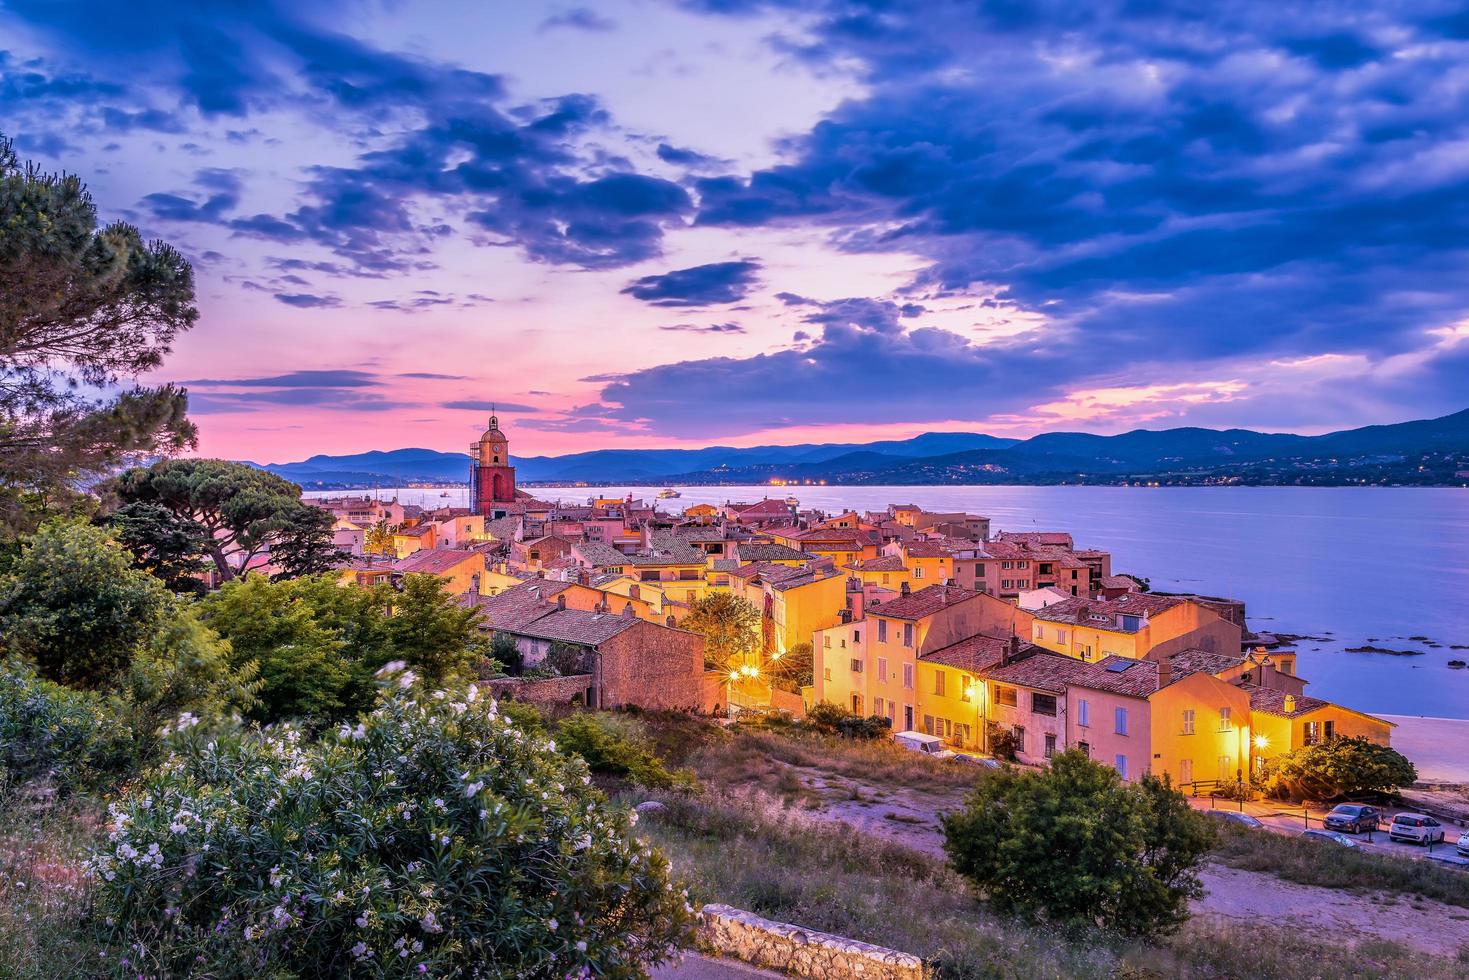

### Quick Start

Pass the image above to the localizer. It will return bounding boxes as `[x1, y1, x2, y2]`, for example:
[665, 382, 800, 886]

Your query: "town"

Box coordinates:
[306, 414, 1394, 789]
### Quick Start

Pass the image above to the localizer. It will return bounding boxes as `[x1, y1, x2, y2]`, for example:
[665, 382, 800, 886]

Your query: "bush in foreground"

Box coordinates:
[90, 667, 696, 977]
[0, 665, 131, 794]
[942, 750, 1216, 938]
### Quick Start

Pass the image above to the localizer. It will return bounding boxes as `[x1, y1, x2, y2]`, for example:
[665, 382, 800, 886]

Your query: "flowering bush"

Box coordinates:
[0, 665, 131, 794]
[90, 665, 698, 977]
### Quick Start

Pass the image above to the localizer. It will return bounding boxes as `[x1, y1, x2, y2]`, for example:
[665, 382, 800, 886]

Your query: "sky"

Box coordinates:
[4, 0, 1469, 462]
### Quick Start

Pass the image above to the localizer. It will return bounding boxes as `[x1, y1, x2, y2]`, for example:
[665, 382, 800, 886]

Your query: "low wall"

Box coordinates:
[486, 674, 592, 705]
[699, 904, 925, 980]
[771, 688, 807, 719]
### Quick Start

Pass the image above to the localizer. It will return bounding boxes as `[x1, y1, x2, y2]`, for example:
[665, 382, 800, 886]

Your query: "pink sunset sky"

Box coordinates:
[5, 0, 1468, 462]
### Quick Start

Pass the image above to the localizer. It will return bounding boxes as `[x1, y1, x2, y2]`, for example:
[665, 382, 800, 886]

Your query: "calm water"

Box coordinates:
[322, 486, 1469, 718]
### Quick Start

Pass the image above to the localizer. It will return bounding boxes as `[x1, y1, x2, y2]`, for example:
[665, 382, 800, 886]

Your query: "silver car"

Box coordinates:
[1302, 829, 1359, 848]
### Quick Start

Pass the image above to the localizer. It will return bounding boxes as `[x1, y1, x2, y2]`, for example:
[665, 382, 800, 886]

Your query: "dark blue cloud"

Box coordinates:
[621, 260, 761, 306]
[440, 400, 541, 412]
[539, 8, 617, 32]
[679, 0, 1469, 410]
[274, 292, 342, 309]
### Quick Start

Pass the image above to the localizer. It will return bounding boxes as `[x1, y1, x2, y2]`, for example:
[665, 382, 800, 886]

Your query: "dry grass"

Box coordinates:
[633, 787, 1469, 979]
[0, 795, 104, 979]
[1212, 821, 1469, 909]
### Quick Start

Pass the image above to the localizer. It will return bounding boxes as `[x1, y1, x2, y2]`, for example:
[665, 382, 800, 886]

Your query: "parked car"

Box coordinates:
[950, 753, 1001, 768]
[1323, 803, 1380, 834]
[892, 730, 955, 760]
[1205, 810, 1264, 829]
[1302, 829, 1359, 848]
[1389, 813, 1447, 845]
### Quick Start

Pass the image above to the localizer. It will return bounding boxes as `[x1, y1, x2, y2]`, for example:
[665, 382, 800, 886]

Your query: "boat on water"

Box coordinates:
[439, 491, 451, 497]
[785, 495, 800, 507]
[657, 488, 682, 499]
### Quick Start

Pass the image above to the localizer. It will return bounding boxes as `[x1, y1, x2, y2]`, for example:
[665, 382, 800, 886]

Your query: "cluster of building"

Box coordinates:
[305, 414, 1392, 790]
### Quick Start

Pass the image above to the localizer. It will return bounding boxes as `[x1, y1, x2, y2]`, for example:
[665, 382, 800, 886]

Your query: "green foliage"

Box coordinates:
[489, 631, 523, 675]
[0, 664, 131, 793]
[383, 573, 485, 686]
[0, 521, 171, 688]
[105, 500, 209, 594]
[556, 713, 698, 790]
[497, 698, 548, 735]
[1264, 735, 1418, 801]
[541, 640, 591, 677]
[111, 458, 340, 582]
[804, 701, 892, 740]
[942, 750, 1216, 938]
[90, 672, 696, 977]
[986, 723, 1021, 761]
[682, 591, 761, 670]
[0, 135, 198, 538]
[364, 518, 395, 556]
[772, 641, 813, 693]
[198, 573, 487, 723]
[198, 575, 362, 723]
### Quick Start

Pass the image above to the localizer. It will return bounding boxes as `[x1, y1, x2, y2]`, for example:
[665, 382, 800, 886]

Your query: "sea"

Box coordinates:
[311, 485, 1469, 720]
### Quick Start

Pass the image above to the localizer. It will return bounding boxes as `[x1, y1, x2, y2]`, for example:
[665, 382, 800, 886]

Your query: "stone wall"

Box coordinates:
[486, 674, 592, 706]
[599, 620, 707, 711]
[698, 904, 925, 980]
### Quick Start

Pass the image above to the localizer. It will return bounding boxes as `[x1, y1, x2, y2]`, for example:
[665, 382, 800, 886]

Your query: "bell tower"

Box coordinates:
[470, 412, 516, 517]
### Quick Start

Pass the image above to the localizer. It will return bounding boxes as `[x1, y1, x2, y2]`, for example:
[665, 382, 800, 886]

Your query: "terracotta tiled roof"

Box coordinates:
[1246, 686, 1333, 719]
[869, 584, 981, 621]
[730, 561, 836, 591]
[903, 541, 951, 558]
[1032, 593, 1184, 629]
[1101, 574, 1139, 589]
[920, 634, 1035, 674]
[737, 542, 813, 562]
[463, 580, 572, 628]
[392, 549, 481, 576]
[995, 531, 1074, 547]
[983, 651, 1097, 693]
[512, 607, 642, 646]
[846, 555, 906, 572]
[733, 499, 793, 517]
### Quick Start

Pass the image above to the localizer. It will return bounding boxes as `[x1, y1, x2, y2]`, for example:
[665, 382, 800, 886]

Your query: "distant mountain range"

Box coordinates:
[252, 408, 1469, 489]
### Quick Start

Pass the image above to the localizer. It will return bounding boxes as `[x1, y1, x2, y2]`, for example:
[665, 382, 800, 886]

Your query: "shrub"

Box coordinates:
[942, 750, 1216, 938]
[488, 632, 523, 675]
[556, 713, 698, 790]
[986, 723, 1020, 761]
[0, 521, 171, 689]
[0, 665, 131, 793]
[1264, 736, 1417, 801]
[89, 667, 697, 977]
[803, 701, 891, 740]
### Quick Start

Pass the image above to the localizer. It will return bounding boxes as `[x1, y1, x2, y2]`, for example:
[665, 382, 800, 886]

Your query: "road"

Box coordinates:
[1188, 794, 1468, 863]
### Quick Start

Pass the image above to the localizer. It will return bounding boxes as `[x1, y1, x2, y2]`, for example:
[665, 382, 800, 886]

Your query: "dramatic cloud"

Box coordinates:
[185, 370, 382, 388]
[621, 260, 762, 306]
[539, 8, 617, 32]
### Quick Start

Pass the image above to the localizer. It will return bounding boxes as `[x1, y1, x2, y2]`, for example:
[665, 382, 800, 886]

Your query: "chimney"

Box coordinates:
[840, 608, 852, 624]
[622, 603, 636, 619]
[900, 581, 911, 596]
[556, 593, 566, 611]
[629, 584, 641, 601]
[1157, 656, 1172, 689]
[1284, 694, 1296, 713]
[468, 573, 480, 598]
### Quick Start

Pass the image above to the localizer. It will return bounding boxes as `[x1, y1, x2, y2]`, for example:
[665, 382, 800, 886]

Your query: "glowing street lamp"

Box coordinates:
[1253, 734, 1269, 750]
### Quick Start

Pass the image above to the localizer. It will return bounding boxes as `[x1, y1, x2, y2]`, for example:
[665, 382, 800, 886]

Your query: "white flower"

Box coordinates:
[463, 781, 483, 798]
[376, 660, 407, 678]
[397, 670, 418, 689]
[547, 917, 558, 932]
[419, 910, 443, 934]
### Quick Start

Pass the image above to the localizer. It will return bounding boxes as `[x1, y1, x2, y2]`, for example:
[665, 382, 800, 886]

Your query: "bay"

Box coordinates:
[313, 485, 1469, 719]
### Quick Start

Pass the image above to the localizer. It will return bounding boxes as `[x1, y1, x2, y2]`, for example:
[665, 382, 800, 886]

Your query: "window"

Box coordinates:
[1218, 755, 1233, 781]
[878, 621, 887, 643]
[1303, 720, 1320, 745]
[960, 675, 973, 702]
[1077, 698, 1090, 727]
[1055, 628, 1067, 644]
[913, 566, 924, 579]
[1324, 720, 1335, 740]
[1032, 692, 1058, 717]
[1219, 706, 1233, 731]
[853, 629, 861, 643]
[823, 667, 831, 682]
[881, 573, 890, 585]
[933, 670, 946, 697]
[1033, 625, 1045, 640]
[1079, 643, 1093, 661]
[873, 697, 885, 717]
[1181, 709, 1195, 735]
[850, 658, 863, 673]
[1115, 754, 1128, 779]
[1002, 560, 1012, 569]
[1078, 740, 1090, 757]
[823, 635, 831, 649]
[1179, 758, 1193, 785]
[1114, 707, 1129, 735]
[903, 623, 914, 647]
[902, 663, 914, 689]
[974, 564, 985, 577]
[1044, 733, 1057, 759]
[1017, 560, 1029, 569]
[1012, 726, 1025, 753]
[877, 658, 888, 682]
[996, 685, 1017, 707]
[923, 714, 935, 735]
[885, 701, 895, 723]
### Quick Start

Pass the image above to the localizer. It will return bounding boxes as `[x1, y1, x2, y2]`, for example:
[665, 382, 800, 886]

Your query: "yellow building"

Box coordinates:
[1247, 689, 1394, 767]
[729, 562, 847, 658]
[1029, 593, 1241, 663]
[845, 554, 911, 591]
[883, 540, 952, 585]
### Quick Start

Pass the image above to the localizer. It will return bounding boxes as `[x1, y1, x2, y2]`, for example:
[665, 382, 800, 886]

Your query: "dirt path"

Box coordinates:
[784, 761, 1469, 958]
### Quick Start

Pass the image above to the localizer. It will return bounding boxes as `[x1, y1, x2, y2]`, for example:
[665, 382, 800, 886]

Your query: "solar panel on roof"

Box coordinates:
[1105, 661, 1132, 672]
